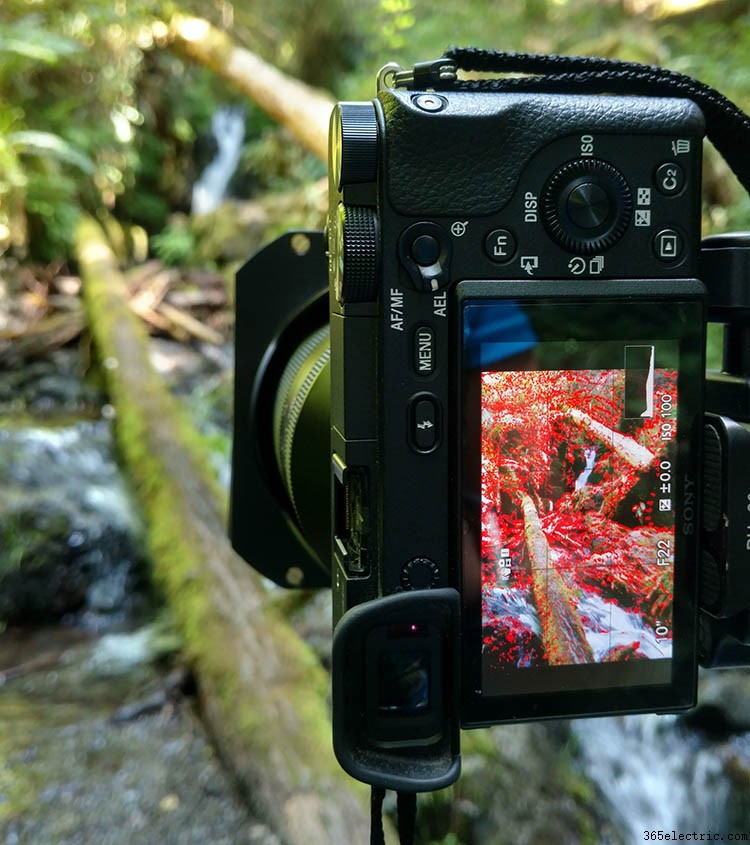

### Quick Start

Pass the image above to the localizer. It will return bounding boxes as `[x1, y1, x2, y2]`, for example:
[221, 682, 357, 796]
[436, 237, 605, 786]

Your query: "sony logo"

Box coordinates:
[682, 477, 695, 536]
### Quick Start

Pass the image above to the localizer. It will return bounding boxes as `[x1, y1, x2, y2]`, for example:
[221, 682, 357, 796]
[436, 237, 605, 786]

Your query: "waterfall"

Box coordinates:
[191, 106, 245, 215]
[572, 714, 733, 842]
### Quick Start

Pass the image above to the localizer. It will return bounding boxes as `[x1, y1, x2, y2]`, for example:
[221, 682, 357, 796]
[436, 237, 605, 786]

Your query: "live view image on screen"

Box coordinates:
[480, 345, 677, 691]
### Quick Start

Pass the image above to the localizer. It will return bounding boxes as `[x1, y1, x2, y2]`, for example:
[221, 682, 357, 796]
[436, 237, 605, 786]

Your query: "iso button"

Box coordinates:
[410, 395, 439, 452]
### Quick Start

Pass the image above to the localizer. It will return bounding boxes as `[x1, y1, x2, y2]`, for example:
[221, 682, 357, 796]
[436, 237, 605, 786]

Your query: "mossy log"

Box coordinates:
[520, 494, 593, 666]
[75, 217, 369, 845]
[163, 14, 334, 163]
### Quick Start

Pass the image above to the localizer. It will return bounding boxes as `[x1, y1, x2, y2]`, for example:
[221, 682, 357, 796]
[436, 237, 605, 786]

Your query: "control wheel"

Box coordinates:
[542, 159, 633, 255]
[400, 557, 441, 591]
[331, 203, 379, 304]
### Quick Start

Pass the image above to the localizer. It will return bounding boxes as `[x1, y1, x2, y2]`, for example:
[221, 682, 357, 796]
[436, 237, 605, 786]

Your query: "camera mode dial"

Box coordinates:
[542, 159, 633, 255]
[331, 102, 379, 190]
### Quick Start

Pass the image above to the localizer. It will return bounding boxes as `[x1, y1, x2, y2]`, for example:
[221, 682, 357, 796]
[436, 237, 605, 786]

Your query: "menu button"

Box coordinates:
[414, 325, 435, 375]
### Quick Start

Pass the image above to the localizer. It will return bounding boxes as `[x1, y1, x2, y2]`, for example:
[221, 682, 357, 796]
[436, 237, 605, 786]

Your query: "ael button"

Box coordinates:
[410, 394, 440, 452]
[399, 223, 452, 293]
[411, 234, 441, 266]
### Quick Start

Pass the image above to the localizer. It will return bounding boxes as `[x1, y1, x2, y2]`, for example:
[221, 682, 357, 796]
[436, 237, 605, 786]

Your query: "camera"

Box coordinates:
[230, 58, 750, 792]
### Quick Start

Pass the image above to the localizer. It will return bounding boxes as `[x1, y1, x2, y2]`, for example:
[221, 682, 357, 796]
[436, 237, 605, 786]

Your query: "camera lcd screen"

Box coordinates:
[460, 291, 702, 725]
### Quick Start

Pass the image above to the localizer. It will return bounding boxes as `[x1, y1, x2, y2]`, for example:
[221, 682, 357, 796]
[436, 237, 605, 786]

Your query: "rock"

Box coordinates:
[0, 629, 273, 845]
[419, 721, 625, 845]
[0, 421, 150, 629]
[681, 667, 750, 736]
[0, 348, 104, 417]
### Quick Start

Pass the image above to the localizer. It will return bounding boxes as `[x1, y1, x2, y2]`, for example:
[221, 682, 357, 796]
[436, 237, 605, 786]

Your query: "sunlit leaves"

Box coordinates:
[0, 15, 82, 67]
[379, 0, 416, 50]
[0, 3, 156, 258]
[8, 131, 95, 174]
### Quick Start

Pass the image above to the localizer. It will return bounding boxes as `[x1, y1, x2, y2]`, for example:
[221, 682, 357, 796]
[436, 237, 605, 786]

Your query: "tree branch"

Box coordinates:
[162, 14, 334, 162]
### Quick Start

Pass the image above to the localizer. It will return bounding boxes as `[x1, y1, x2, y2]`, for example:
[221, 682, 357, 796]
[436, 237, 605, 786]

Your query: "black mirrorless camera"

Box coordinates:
[230, 57, 750, 792]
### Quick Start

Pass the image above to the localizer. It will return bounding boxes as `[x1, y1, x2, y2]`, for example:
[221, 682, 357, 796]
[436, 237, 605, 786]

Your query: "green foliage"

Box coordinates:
[0, 5, 153, 260]
[8, 131, 95, 175]
[2, 0, 750, 262]
[242, 127, 327, 192]
[150, 218, 197, 266]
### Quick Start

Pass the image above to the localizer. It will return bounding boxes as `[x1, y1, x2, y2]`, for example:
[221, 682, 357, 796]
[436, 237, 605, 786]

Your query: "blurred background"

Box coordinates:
[1, 1, 750, 843]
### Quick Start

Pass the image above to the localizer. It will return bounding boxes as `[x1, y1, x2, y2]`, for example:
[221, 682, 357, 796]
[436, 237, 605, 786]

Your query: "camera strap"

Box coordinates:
[371, 787, 417, 845]
[399, 47, 750, 197]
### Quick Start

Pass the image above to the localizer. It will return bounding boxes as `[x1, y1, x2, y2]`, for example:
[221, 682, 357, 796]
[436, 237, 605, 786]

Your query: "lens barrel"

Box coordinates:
[272, 325, 331, 566]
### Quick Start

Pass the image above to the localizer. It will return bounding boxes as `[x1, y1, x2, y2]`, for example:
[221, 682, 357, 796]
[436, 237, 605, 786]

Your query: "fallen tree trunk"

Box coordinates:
[521, 494, 593, 666]
[75, 217, 369, 845]
[163, 14, 334, 163]
[567, 407, 655, 471]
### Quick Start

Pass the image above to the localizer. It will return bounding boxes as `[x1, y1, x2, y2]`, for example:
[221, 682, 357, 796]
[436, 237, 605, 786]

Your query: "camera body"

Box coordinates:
[326, 82, 705, 784]
[230, 64, 750, 792]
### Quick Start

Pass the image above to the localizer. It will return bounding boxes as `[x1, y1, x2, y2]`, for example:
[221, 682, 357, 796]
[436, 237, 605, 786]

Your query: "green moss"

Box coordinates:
[76, 218, 358, 822]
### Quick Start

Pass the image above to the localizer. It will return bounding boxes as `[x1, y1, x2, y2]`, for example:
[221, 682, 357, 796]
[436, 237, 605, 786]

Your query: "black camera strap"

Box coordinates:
[370, 787, 417, 845]
[372, 47, 750, 845]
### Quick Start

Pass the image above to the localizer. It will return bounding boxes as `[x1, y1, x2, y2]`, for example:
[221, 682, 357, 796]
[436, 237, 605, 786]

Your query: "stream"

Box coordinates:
[572, 710, 745, 840]
[0, 342, 271, 844]
[2, 341, 749, 843]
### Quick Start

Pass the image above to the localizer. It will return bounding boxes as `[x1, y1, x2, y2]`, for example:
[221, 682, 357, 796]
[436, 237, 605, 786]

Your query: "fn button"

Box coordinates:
[410, 395, 440, 452]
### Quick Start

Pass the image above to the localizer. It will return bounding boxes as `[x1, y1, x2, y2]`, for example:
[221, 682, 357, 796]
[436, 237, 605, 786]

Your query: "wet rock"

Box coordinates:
[681, 667, 750, 736]
[0, 348, 104, 417]
[446, 722, 625, 845]
[0, 421, 150, 630]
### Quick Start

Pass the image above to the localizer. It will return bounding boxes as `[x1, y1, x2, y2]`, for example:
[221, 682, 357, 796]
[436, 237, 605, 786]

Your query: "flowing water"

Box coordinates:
[484, 582, 668, 665]
[191, 107, 246, 215]
[0, 385, 270, 841]
[484, 581, 750, 840]
[572, 712, 744, 841]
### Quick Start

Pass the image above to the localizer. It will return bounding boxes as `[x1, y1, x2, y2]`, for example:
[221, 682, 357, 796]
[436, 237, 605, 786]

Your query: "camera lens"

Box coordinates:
[272, 324, 331, 566]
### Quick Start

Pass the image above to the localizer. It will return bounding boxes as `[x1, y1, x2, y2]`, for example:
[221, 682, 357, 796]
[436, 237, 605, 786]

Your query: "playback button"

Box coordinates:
[654, 228, 685, 263]
[410, 394, 440, 452]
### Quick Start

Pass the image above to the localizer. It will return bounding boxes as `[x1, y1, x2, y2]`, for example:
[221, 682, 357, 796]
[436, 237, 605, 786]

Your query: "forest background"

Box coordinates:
[2, 1, 750, 844]
[2, 0, 750, 269]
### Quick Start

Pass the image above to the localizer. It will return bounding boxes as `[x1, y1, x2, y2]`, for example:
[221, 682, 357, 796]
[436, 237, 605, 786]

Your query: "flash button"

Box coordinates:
[411, 395, 439, 452]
